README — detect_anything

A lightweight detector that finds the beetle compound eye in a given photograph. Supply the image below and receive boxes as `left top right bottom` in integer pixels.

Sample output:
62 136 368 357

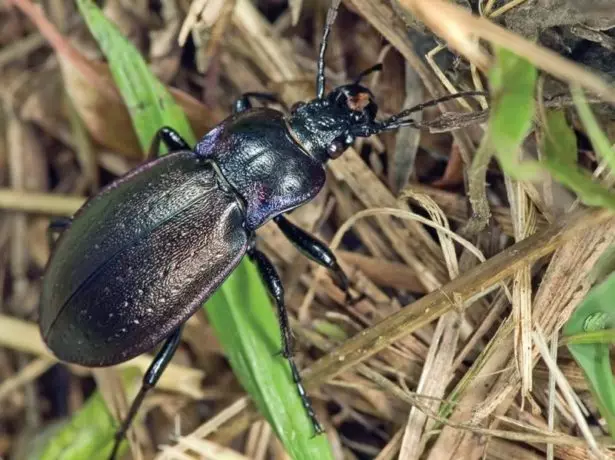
364 100 378 121
327 140 345 159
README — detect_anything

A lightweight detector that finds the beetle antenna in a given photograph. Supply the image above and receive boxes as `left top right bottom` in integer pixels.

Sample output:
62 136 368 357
389 90 488 122
350 90 489 137
353 63 383 84
316 0 342 99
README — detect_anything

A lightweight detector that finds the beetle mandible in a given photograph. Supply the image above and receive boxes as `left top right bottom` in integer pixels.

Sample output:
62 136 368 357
40 0 485 458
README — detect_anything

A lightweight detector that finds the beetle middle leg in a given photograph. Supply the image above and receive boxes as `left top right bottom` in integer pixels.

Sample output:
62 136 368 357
233 92 287 114
273 215 362 305
148 126 191 159
109 327 182 460
248 247 323 435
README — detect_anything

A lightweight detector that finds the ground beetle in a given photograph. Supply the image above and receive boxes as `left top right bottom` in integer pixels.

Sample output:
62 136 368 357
40 0 485 457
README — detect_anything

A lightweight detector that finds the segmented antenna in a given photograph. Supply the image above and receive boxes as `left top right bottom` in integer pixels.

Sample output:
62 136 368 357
386 90 488 124
354 63 383 84
316 0 342 99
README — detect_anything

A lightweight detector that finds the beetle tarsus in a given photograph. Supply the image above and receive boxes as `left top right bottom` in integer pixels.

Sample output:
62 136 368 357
148 126 191 159
110 328 182 459
288 357 324 435
233 92 286 114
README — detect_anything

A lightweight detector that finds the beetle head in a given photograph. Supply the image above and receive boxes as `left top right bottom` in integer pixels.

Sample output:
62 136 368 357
284 0 400 163
324 83 379 158
287 80 381 163
288 0 486 164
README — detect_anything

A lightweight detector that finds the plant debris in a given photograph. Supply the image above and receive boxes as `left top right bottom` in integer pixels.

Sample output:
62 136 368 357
2 0 615 459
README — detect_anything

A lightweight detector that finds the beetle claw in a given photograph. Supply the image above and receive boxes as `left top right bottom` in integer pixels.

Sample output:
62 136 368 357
273 348 284 358
274 342 295 359
310 423 325 438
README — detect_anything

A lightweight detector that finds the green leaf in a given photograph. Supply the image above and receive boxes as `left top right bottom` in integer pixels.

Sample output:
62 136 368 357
540 110 615 210
564 272 615 438
541 110 577 165
571 85 615 173
541 159 615 209
488 47 541 179
38 393 118 460
562 328 615 346
36 369 141 460
76 0 195 151
589 243 615 285
53 2 334 459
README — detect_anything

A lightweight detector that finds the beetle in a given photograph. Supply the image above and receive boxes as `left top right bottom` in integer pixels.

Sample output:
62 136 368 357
40 0 486 457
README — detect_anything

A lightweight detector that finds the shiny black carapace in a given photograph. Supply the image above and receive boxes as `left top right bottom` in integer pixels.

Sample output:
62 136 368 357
40 0 484 457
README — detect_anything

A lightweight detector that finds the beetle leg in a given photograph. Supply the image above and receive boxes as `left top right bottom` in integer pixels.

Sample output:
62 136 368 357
248 247 323 435
148 126 191 159
248 248 295 358
233 92 288 114
109 328 182 460
273 215 361 305
47 217 72 250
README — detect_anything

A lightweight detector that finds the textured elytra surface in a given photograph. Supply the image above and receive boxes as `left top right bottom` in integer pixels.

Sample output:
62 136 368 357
40 152 248 366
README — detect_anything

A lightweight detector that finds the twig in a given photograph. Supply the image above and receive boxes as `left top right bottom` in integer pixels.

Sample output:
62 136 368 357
303 207 610 387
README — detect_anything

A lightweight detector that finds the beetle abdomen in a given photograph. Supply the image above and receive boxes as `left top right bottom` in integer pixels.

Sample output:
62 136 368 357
40 152 248 366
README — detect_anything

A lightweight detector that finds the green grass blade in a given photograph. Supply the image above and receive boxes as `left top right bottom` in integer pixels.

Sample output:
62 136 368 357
540 109 615 210
75 0 195 150
36 369 141 460
541 109 577 165
564 272 615 438
488 47 540 180
45 1 334 458
208 263 334 460
571 85 615 173
589 243 615 285
562 329 615 346
38 393 119 460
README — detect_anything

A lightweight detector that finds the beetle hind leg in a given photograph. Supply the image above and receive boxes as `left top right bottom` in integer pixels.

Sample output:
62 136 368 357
109 328 182 460
47 217 72 250
249 247 324 435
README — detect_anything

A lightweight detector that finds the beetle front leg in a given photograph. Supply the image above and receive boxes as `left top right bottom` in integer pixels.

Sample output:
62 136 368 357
148 127 191 159
233 92 286 114
47 217 72 250
109 328 182 460
273 215 361 304
248 247 323 435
